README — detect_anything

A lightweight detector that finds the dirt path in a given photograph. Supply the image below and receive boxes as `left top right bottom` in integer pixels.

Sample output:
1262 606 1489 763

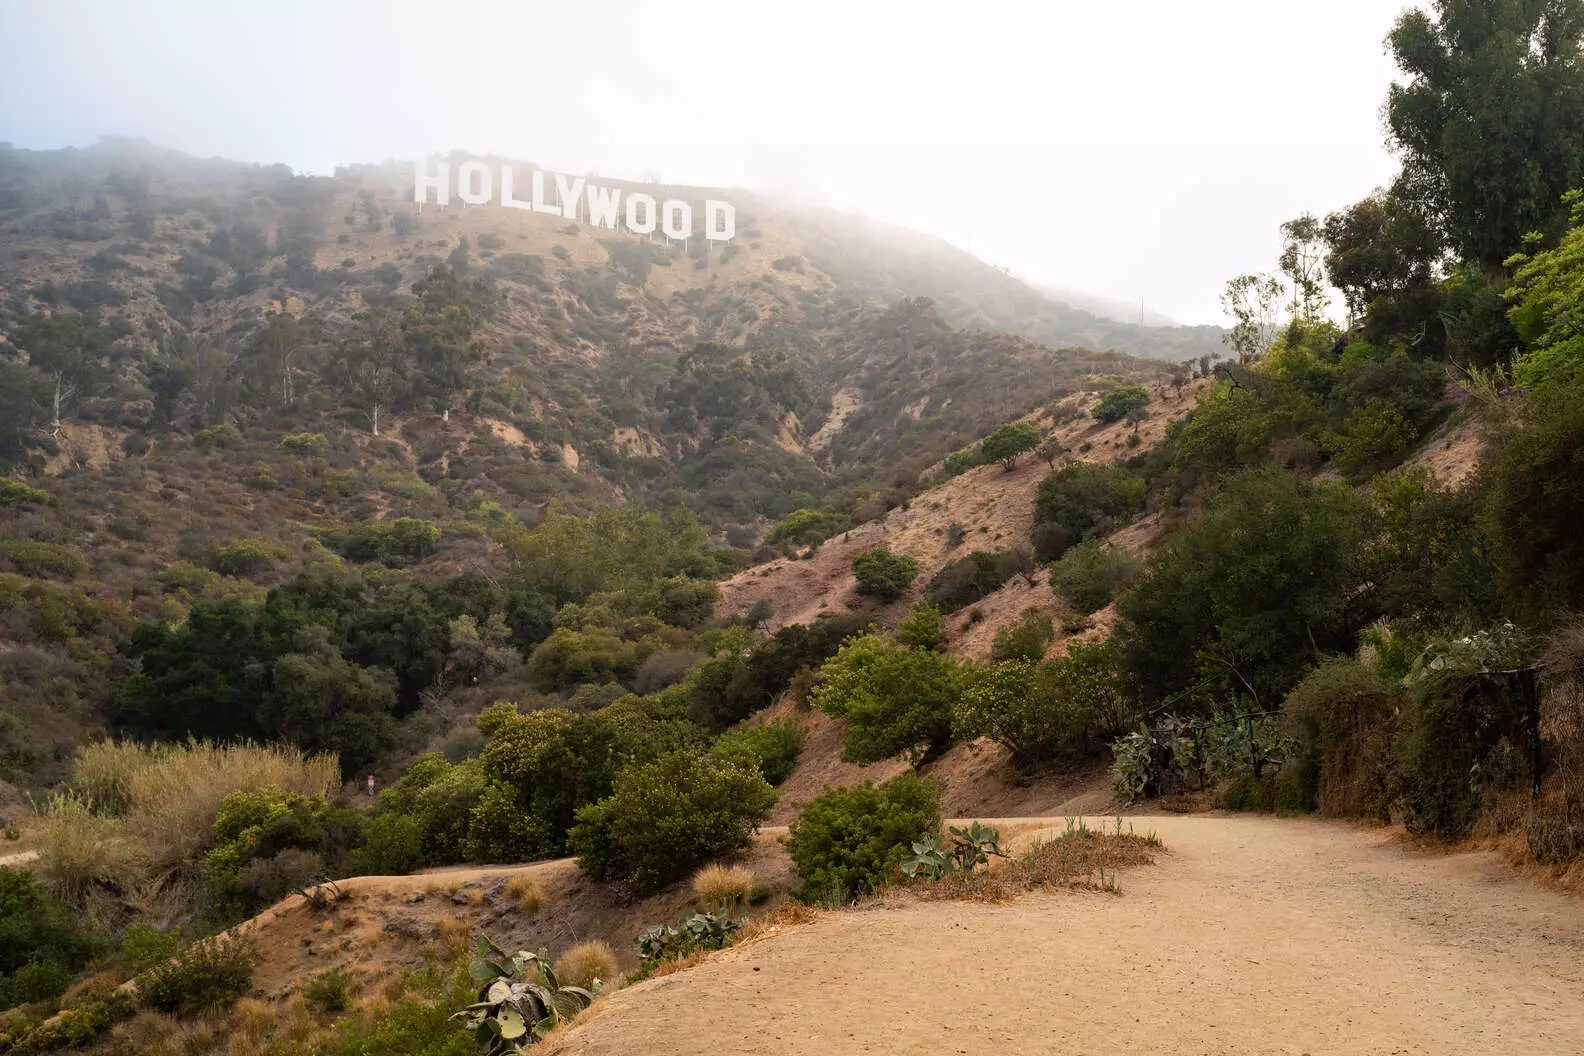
551 815 1584 1055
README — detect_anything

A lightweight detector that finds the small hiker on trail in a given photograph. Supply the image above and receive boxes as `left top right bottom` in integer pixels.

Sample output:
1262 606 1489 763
366 774 376 797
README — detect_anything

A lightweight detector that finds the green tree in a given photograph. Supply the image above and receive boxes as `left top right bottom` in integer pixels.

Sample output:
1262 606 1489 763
1386 0 1584 270
851 547 918 601
979 421 1041 470
952 659 1090 767
809 635 963 763
1507 192 1584 388
1115 468 1364 704
568 752 776 893
1220 274 1283 363
1092 386 1151 423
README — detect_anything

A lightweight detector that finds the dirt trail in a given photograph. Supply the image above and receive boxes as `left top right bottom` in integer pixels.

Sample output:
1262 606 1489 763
551 815 1584 1055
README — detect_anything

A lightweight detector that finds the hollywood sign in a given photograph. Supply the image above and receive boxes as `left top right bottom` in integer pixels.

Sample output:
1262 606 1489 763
413 159 735 242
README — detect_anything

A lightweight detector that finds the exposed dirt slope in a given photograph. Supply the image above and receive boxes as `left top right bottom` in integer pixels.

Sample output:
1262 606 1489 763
550 814 1584 1056
716 381 1202 641
226 831 800 998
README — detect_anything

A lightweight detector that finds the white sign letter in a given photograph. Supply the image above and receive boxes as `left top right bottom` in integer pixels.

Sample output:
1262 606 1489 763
457 160 492 206
531 170 561 216
555 173 586 223
661 200 692 240
500 165 532 211
586 184 621 229
414 159 450 205
625 192 656 234
705 200 736 241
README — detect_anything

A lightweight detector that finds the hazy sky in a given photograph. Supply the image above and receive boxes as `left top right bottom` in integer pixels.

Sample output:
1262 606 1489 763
0 0 1409 325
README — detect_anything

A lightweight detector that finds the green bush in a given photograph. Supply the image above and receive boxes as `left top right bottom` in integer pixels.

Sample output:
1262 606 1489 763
990 608 1054 662
302 968 357 1012
193 424 243 450
0 540 88 579
895 604 943 650
765 508 845 546
137 933 257 1016
709 717 805 785
851 547 917 601
213 537 289 577
809 635 964 763
0 869 103 1006
783 773 941 903
924 549 1032 613
1330 399 1416 481
953 659 1090 767
1482 379 1584 620
1032 462 1146 543
1282 657 1395 818
1049 540 1139 616
351 812 424 875
0 479 50 508
1092 386 1150 422
279 432 329 455
568 752 776 893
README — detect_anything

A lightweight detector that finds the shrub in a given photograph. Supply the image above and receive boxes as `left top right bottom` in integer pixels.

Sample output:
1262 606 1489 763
1115 467 1362 704
1032 461 1145 543
990 608 1055 662
895 603 943 650
783 773 941 903
709 717 805 785
924 549 1032 613
691 863 754 908
953 659 1091 767
119 925 181 974
552 940 616 989
0 540 88 579
851 547 917 601
193 424 243 450
0 869 103 1007
505 875 542 914
1394 625 1535 839
214 537 289 577
351 811 423 875
809 635 964 763
568 752 776 893
137 933 257 1016
1330 399 1416 481
302 968 358 1012
765 508 845 546
1482 379 1584 620
1092 386 1150 422
0 479 50 508
979 421 1041 470
1049 540 1139 615
278 432 329 455
1282 657 1395 817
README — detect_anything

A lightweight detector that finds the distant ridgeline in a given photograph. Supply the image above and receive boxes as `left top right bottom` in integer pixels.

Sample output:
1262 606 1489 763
413 156 736 243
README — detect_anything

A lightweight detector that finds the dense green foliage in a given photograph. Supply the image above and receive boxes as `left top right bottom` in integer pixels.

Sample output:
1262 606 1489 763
567 752 776 892
783 773 941 903
809 635 964 763
851 547 918 601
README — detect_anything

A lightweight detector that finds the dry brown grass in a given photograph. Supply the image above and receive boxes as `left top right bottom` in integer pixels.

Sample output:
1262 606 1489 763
34 791 129 906
892 826 1162 904
433 915 473 959
553 940 617 989
691 863 753 908
40 740 340 909
506 874 543 914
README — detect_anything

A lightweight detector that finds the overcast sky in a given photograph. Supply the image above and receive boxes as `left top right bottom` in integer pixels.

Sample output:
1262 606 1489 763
0 0 1409 325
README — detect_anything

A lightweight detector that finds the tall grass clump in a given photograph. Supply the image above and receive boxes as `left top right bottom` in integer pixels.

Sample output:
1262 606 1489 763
692 862 754 908
42 740 340 905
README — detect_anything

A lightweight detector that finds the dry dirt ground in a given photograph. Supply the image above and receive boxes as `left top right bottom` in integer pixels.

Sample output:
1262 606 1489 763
550 814 1584 1056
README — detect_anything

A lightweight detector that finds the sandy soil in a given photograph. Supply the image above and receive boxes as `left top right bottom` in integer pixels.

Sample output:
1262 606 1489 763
550 814 1584 1056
